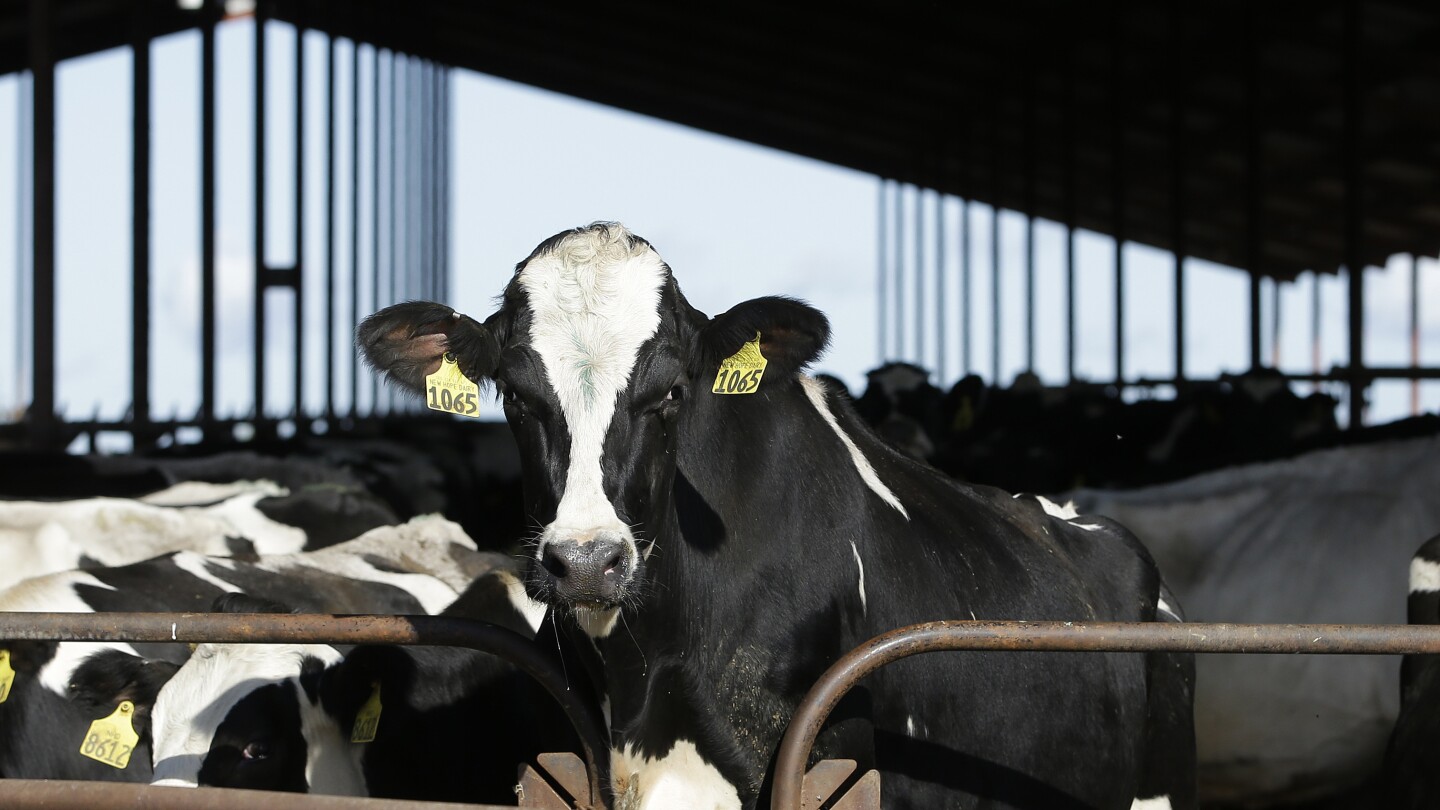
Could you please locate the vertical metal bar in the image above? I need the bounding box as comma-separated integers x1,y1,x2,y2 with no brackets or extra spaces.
1171,2,1186,384
1064,39,1077,383
29,0,56,440
1246,7,1263,370
1311,271,1322,384
892,184,904,359
369,48,381,413
442,67,452,303
325,33,336,419
960,197,970,376
915,187,925,364
386,53,399,412
254,3,268,419
1270,278,1282,369
349,40,361,418
990,110,1001,384
1023,64,1036,374
293,19,306,423
200,0,217,423
1111,0,1126,386
935,192,946,382
15,75,30,408
877,179,887,361
132,0,152,437
420,62,431,303
1411,254,1420,415
1343,0,1365,429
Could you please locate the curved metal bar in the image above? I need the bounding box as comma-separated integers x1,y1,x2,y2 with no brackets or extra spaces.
771,619,1440,810
0,612,609,806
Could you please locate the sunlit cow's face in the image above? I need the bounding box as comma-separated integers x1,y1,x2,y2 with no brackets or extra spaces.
358,222,830,636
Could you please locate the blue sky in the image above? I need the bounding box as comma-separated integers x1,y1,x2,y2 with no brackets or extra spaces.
0,18,1436,442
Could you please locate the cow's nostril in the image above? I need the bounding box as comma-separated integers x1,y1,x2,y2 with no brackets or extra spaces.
541,546,570,580
601,550,624,575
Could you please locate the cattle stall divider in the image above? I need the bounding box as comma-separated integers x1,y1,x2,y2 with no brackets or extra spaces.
4,617,1440,809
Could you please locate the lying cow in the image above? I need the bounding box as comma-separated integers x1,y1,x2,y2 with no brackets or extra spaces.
0,476,401,592
359,222,1196,810
0,515,481,783
1071,433,1440,805
143,560,576,804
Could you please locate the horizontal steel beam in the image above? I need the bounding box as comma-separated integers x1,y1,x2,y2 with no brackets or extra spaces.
0,779,517,810
0,611,608,806
771,619,1440,810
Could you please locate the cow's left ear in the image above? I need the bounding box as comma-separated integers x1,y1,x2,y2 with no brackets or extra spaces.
357,301,502,394
67,649,181,738
698,296,830,376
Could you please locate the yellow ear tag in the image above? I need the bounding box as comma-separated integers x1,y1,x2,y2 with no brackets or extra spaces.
0,649,14,703
351,682,382,743
425,353,482,418
79,700,140,769
712,332,768,395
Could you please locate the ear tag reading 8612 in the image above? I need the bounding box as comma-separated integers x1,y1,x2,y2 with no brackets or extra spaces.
351,682,382,743
79,700,139,769
0,649,14,703
425,353,482,418
712,332,767,395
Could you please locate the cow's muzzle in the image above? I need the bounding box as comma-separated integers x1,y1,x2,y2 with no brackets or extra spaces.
536,534,633,607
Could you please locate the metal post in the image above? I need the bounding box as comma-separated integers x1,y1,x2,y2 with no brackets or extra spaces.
29,0,56,442
131,0,152,439
1023,65,1036,374
1312,271,1322,388
1064,41,1077,383
877,179,888,361
892,183,904,360
960,197,970,376
1343,0,1365,429
1171,3,1186,385
1411,255,1421,415
1111,0,1126,386
915,186,925,364
1246,6,1263,370
387,53,399,412
15,75,30,408
200,1,218,424
349,41,361,418
325,34,336,419
370,48,381,413
293,20,306,424
935,192,946,383
1270,279,1282,369
990,109,1001,384
254,3,268,420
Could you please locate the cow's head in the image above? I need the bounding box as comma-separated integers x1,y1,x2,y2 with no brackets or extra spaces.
359,223,828,633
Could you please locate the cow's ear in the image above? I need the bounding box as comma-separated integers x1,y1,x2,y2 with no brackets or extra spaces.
67,649,181,738
316,646,416,734
357,301,501,394
3,641,58,674
698,296,830,376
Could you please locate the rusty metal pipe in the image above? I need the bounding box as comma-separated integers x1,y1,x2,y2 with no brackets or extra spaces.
0,612,608,807
0,779,517,810
771,620,1440,810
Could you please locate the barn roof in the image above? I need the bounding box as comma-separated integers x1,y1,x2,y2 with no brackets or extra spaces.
3,0,1436,281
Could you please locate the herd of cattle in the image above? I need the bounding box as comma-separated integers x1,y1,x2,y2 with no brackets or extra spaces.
0,222,1436,809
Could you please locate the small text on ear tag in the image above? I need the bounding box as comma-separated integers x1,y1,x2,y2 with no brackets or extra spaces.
0,649,14,703
713,332,767,395
425,353,482,418
351,682,382,743
79,700,139,769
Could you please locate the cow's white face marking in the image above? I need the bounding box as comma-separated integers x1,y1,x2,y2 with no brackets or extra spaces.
1131,796,1173,810
799,376,908,519
1157,596,1182,622
519,226,666,565
1036,495,1081,520
149,642,360,793
1410,558,1440,593
611,739,740,810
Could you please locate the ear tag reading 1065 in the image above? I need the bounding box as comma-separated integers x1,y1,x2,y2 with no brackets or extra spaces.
79,700,139,770
351,682,382,743
425,353,482,418
712,332,767,395
0,649,14,703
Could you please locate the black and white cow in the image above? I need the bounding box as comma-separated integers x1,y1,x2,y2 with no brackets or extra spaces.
1379,534,1440,808
143,559,576,803
0,515,480,783
359,222,1196,810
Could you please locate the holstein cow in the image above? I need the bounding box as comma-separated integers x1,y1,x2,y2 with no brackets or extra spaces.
1071,433,1440,806
0,477,402,592
143,558,575,803
359,222,1196,810
0,515,480,783
1380,534,1440,808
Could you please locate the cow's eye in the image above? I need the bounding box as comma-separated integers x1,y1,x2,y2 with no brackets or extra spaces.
242,741,270,761
665,385,684,403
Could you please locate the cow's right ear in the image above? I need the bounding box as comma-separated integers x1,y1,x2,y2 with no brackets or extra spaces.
357,301,501,394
